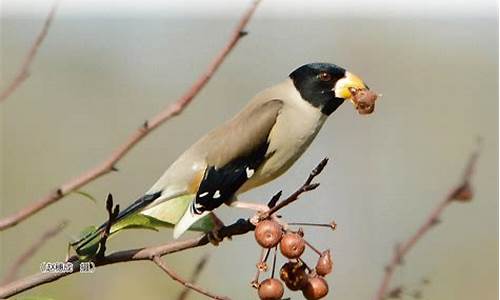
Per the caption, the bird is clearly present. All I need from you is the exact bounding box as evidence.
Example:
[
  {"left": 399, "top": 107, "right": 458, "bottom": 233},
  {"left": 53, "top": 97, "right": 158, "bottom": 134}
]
[{"left": 72, "top": 62, "right": 373, "bottom": 255}]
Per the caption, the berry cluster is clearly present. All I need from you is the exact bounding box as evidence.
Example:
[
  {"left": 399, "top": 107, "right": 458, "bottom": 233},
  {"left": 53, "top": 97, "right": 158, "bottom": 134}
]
[{"left": 252, "top": 219, "right": 334, "bottom": 300}]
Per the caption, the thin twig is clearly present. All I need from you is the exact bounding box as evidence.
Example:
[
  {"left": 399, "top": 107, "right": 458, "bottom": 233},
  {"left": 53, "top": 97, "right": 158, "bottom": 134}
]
[
  {"left": 373, "top": 147, "right": 480, "bottom": 300},
  {"left": 96, "top": 194, "right": 120, "bottom": 260},
  {"left": 177, "top": 254, "right": 210, "bottom": 300},
  {"left": 1, "top": 220, "right": 68, "bottom": 285},
  {"left": 0, "top": 218, "right": 254, "bottom": 298},
  {"left": 251, "top": 248, "right": 268, "bottom": 288},
  {"left": 153, "top": 256, "right": 229, "bottom": 300},
  {"left": 0, "top": 0, "right": 262, "bottom": 231},
  {"left": 298, "top": 257, "right": 312, "bottom": 273},
  {"left": 260, "top": 157, "right": 328, "bottom": 220},
  {"left": 0, "top": 157, "right": 326, "bottom": 298},
  {"left": 267, "top": 191, "right": 282, "bottom": 208},
  {"left": 304, "top": 239, "right": 322, "bottom": 256},
  {"left": 271, "top": 246, "right": 277, "bottom": 278},
  {"left": 288, "top": 221, "right": 337, "bottom": 230},
  {"left": 0, "top": 0, "right": 59, "bottom": 102}
]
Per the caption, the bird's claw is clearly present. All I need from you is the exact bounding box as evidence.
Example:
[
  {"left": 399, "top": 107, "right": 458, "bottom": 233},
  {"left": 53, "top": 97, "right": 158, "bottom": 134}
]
[
  {"left": 250, "top": 214, "right": 261, "bottom": 226},
  {"left": 251, "top": 210, "right": 288, "bottom": 230},
  {"left": 207, "top": 229, "right": 223, "bottom": 246}
]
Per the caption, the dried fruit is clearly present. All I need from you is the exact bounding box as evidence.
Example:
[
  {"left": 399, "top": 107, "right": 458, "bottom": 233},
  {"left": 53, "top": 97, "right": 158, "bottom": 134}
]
[
  {"left": 302, "top": 276, "right": 329, "bottom": 300},
  {"left": 315, "top": 250, "right": 333, "bottom": 276},
  {"left": 350, "top": 88, "right": 378, "bottom": 115},
  {"left": 258, "top": 278, "right": 284, "bottom": 300},
  {"left": 254, "top": 220, "right": 283, "bottom": 248},
  {"left": 452, "top": 182, "right": 473, "bottom": 202},
  {"left": 280, "top": 232, "right": 306, "bottom": 259},
  {"left": 280, "top": 261, "right": 309, "bottom": 291}
]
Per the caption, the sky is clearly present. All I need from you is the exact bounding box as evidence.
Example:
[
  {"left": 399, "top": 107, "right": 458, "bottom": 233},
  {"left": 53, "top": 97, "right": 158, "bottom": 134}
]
[{"left": 2, "top": 0, "right": 498, "bottom": 18}]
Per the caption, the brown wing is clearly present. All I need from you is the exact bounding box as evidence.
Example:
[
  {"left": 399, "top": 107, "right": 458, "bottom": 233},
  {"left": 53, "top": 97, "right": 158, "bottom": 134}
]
[
  {"left": 206, "top": 99, "right": 283, "bottom": 168},
  {"left": 192, "top": 99, "right": 283, "bottom": 213}
]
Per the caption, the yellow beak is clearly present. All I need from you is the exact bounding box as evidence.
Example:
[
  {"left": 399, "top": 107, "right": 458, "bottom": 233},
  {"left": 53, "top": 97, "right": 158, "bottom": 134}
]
[{"left": 333, "top": 72, "right": 368, "bottom": 99}]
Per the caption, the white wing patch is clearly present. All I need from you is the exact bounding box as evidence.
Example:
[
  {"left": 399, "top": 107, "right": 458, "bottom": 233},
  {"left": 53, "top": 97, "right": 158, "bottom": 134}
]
[
  {"left": 194, "top": 202, "right": 204, "bottom": 211},
  {"left": 245, "top": 167, "right": 255, "bottom": 178},
  {"left": 199, "top": 192, "right": 209, "bottom": 198},
  {"left": 213, "top": 190, "right": 221, "bottom": 199}
]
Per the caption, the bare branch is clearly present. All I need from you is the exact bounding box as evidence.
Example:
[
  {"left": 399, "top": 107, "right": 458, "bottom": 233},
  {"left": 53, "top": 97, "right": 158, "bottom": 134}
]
[
  {"left": 0, "top": 218, "right": 253, "bottom": 298},
  {"left": 0, "top": 0, "right": 59, "bottom": 102},
  {"left": 1, "top": 220, "right": 68, "bottom": 285},
  {"left": 153, "top": 256, "right": 229, "bottom": 300},
  {"left": 0, "top": 0, "right": 262, "bottom": 231},
  {"left": 96, "top": 194, "right": 120, "bottom": 260},
  {"left": 0, "top": 157, "right": 326, "bottom": 298},
  {"left": 373, "top": 146, "right": 480, "bottom": 300},
  {"left": 177, "top": 254, "right": 210, "bottom": 300},
  {"left": 259, "top": 157, "right": 328, "bottom": 220}
]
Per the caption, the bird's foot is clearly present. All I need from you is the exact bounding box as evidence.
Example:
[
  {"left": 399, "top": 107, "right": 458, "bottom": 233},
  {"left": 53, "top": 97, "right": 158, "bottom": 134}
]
[
  {"left": 229, "top": 200, "right": 287, "bottom": 228},
  {"left": 230, "top": 201, "right": 270, "bottom": 225},
  {"left": 210, "top": 213, "right": 225, "bottom": 230},
  {"left": 229, "top": 200, "right": 270, "bottom": 212},
  {"left": 207, "top": 228, "right": 223, "bottom": 246},
  {"left": 207, "top": 214, "right": 226, "bottom": 246}
]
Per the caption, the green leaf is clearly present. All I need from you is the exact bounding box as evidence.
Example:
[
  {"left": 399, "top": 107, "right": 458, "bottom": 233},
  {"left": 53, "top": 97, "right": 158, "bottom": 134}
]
[
  {"left": 111, "top": 213, "right": 171, "bottom": 232},
  {"left": 111, "top": 213, "right": 216, "bottom": 234},
  {"left": 70, "top": 194, "right": 218, "bottom": 260},
  {"left": 190, "top": 214, "right": 217, "bottom": 232},
  {"left": 72, "top": 225, "right": 100, "bottom": 261},
  {"left": 75, "top": 225, "right": 98, "bottom": 240},
  {"left": 128, "top": 194, "right": 216, "bottom": 232},
  {"left": 71, "top": 190, "right": 97, "bottom": 204}
]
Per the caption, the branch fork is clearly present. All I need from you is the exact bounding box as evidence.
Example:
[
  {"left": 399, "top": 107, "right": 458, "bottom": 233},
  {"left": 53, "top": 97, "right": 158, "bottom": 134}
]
[
  {"left": 0, "top": 157, "right": 330, "bottom": 299},
  {"left": 96, "top": 194, "right": 120, "bottom": 260},
  {"left": 373, "top": 146, "right": 480, "bottom": 300},
  {"left": 0, "top": 0, "right": 262, "bottom": 231}
]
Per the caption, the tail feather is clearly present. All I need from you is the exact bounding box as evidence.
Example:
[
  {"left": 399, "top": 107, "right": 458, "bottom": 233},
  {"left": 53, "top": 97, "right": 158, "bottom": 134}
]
[
  {"left": 71, "top": 192, "right": 162, "bottom": 252},
  {"left": 173, "top": 203, "right": 210, "bottom": 239}
]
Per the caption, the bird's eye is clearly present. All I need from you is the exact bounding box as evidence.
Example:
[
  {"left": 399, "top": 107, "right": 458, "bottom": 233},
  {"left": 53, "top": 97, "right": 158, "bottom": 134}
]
[{"left": 318, "top": 72, "right": 332, "bottom": 82}]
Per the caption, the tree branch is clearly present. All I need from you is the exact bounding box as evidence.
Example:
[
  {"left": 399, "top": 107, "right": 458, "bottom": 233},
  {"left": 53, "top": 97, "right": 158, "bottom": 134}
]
[
  {"left": 96, "top": 194, "right": 120, "bottom": 260},
  {"left": 260, "top": 157, "right": 328, "bottom": 220},
  {"left": 1, "top": 220, "right": 67, "bottom": 285},
  {"left": 0, "top": 157, "right": 327, "bottom": 298},
  {"left": 177, "top": 254, "right": 210, "bottom": 300},
  {"left": 0, "top": 219, "right": 252, "bottom": 298},
  {"left": 373, "top": 145, "right": 480, "bottom": 300},
  {"left": 153, "top": 256, "right": 229, "bottom": 300},
  {"left": 0, "top": 0, "right": 262, "bottom": 231},
  {"left": 0, "top": 0, "right": 59, "bottom": 103}
]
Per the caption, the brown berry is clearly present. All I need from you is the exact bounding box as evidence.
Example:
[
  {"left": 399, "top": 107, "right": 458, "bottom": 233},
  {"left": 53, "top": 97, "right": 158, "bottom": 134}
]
[
  {"left": 280, "top": 232, "right": 305, "bottom": 259},
  {"left": 280, "top": 261, "right": 309, "bottom": 291},
  {"left": 302, "top": 276, "right": 329, "bottom": 300},
  {"left": 315, "top": 250, "right": 333, "bottom": 276},
  {"left": 255, "top": 220, "right": 283, "bottom": 248},
  {"left": 258, "top": 278, "right": 284, "bottom": 300},
  {"left": 351, "top": 88, "right": 377, "bottom": 115}
]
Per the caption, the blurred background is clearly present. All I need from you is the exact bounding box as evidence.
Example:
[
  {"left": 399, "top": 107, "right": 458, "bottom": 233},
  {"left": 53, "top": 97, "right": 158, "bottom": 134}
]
[{"left": 1, "top": 0, "right": 498, "bottom": 299}]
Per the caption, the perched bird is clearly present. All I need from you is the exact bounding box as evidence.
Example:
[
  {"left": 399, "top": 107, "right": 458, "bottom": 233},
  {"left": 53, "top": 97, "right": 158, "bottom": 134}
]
[{"left": 72, "top": 63, "right": 373, "bottom": 254}]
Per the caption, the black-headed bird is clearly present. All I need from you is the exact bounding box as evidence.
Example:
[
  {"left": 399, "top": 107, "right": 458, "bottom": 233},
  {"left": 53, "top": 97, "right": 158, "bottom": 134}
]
[{"left": 72, "top": 63, "right": 374, "bottom": 254}]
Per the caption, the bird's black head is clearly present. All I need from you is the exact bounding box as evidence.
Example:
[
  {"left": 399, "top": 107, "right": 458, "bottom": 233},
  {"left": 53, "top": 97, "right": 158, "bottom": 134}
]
[{"left": 289, "top": 63, "right": 369, "bottom": 116}]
